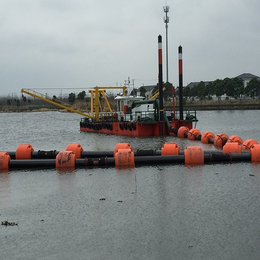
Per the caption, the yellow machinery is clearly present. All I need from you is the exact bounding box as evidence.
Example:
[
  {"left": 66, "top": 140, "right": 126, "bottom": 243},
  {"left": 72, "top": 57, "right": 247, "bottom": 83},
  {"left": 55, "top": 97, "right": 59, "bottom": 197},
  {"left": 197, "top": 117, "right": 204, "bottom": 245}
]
[
  {"left": 21, "top": 86, "right": 127, "bottom": 121},
  {"left": 150, "top": 87, "right": 166, "bottom": 100},
  {"left": 89, "top": 86, "right": 127, "bottom": 121}
]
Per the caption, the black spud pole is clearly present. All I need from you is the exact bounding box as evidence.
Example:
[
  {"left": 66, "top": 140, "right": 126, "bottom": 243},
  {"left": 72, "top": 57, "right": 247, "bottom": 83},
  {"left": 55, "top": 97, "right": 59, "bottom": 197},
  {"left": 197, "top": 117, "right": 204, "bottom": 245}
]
[
  {"left": 178, "top": 46, "right": 183, "bottom": 120},
  {"left": 158, "top": 35, "right": 164, "bottom": 121}
]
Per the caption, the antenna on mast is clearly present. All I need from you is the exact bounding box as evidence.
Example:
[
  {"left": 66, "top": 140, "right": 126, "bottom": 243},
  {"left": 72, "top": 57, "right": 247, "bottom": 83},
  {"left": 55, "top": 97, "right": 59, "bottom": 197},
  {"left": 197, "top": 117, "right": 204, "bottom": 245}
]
[{"left": 163, "top": 4, "right": 170, "bottom": 83}]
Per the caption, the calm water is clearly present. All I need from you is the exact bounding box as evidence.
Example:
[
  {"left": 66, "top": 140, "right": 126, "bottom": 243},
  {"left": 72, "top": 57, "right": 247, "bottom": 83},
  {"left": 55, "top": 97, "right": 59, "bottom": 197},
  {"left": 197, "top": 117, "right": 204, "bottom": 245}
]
[{"left": 0, "top": 110, "right": 260, "bottom": 260}]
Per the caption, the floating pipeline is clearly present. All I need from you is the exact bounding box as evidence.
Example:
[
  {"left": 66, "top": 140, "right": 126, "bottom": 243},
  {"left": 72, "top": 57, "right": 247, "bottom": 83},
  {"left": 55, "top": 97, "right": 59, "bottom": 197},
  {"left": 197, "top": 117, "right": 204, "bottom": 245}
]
[
  {"left": 171, "top": 127, "right": 259, "bottom": 150},
  {"left": 3, "top": 142, "right": 258, "bottom": 160},
  {"left": 1, "top": 142, "right": 260, "bottom": 170},
  {"left": 3, "top": 131, "right": 260, "bottom": 160}
]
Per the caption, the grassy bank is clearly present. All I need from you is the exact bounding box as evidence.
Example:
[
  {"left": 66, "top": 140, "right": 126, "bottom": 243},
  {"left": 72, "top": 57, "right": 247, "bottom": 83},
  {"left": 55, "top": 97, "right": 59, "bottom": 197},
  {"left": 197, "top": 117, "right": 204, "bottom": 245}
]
[
  {"left": 165, "top": 99, "right": 260, "bottom": 111},
  {"left": 1, "top": 98, "right": 260, "bottom": 113}
]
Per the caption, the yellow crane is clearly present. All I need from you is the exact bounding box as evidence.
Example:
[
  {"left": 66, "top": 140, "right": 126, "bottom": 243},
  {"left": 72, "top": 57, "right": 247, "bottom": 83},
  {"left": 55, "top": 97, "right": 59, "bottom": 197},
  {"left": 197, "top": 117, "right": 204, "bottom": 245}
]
[
  {"left": 89, "top": 86, "right": 127, "bottom": 121},
  {"left": 150, "top": 87, "right": 166, "bottom": 100},
  {"left": 21, "top": 88, "right": 93, "bottom": 119},
  {"left": 21, "top": 86, "right": 127, "bottom": 121}
]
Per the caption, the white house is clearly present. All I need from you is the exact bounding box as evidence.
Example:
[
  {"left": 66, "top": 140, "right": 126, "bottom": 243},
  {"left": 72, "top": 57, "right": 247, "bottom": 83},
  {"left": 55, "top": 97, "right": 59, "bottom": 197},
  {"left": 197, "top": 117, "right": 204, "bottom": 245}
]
[{"left": 236, "top": 73, "right": 260, "bottom": 88}]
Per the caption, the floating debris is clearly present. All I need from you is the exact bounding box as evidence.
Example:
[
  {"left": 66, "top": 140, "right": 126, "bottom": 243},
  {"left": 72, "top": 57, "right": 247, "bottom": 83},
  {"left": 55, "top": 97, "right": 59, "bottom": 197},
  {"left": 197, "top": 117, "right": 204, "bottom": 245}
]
[
  {"left": 117, "top": 200, "right": 123, "bottom": 203},
  {"left": 1, "top": 220, "right": 18, "bottom": 226},
  {"left": 249, "top": 174, "right": 255, "bottom": 177},
  {"left": 99, "top": 197, "right": 106, "bottom": 201}
]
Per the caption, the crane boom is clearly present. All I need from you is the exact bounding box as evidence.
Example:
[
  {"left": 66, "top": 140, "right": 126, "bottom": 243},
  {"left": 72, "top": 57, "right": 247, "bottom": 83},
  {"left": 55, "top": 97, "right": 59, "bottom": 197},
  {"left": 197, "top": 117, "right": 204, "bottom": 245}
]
[
  {"left": 150, "top": 87, "right": 166, "bottom": 100},
  {"left": 21, "top": 88, "right": 93, "bottom": 119}
]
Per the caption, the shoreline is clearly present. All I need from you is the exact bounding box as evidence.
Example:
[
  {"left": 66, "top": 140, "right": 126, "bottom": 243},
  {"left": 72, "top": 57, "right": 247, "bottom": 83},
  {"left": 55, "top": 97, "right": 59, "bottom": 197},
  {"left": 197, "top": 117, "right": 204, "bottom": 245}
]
[{"left": 1, "top": 99, "right": 260, "bottom": 113}]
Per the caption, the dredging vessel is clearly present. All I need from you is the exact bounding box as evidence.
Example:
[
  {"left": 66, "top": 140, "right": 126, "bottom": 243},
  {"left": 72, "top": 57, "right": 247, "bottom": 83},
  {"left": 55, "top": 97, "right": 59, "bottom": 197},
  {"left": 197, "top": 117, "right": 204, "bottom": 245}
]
[
  {"left": 79, "top": 36, "right": 197, "bottom": 136},
  {"left": 21, "top": 35, "right": 197, "bottom": 137},
  {"left": 78, "top": 87, "right": 197, "bottom": 137}
]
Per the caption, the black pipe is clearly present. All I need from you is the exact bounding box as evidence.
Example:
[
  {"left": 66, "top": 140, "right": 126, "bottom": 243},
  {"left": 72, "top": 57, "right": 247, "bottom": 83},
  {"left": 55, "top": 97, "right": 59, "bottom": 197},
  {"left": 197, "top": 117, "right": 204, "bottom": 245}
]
[
  {"left": 208, "top": 138, "right": 215, "bottom": 144},
  {"left": 196, "top": 135, "right": 202, "bottom": 141},
  {"left": 5, "top": 149, "right": 250, "bottom": 160},
  {"left": 9, "top": 159, "right": 56, "bottom": 169},
  {"left": 135, "top": 149, "right": 159, "bottom": 156},
  {"left": 6, "top": 152, "right": 15, "bottom": 159},
  {"left": 7, "top": 150, "right": 58, "bottom": 160},
  {"left": 6, "top": 152, "right": 253, "bottom": 170},
  {"left": 178, "top": 150, "right": 250, "bottom": 155},
  {"left": 135, "top": 155, "right": 185, "bottom": 165},
  {"left": 81, "top": 151, "right": 114, "bottom": 158},
  {"left": 204, "top": 153, "right": 251, "bottom": 163},
  {"left": 82, "top": 157, "right": 115, "bottom": 167},
  {"left": 170, "top": 127, "right": 178, "bottom": 135},
  {"left": 34, "top": 150, "right": 58, "bottom": 159}
]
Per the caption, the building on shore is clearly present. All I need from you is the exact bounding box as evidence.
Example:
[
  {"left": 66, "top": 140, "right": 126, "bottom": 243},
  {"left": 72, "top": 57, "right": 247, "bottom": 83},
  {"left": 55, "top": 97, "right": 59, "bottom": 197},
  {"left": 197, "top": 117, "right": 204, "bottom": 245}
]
[
  {"left": 186, "top": 73, "right": 259, "bottom": 89},
  {"left": 236, "top": 73, "right": 260, "bottom": 88}
]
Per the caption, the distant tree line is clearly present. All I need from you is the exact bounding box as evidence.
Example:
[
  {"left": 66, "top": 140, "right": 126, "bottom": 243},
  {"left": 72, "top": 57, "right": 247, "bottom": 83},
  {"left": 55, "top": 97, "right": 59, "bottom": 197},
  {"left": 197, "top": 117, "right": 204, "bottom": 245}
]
[
  {"left": 183, "top": 77, "right": 260, "bottom": 101},
  {"left": 3, "top": 95, "right": 31, "bottom": 107},
  {"left": 132, "top": 78, "right": 260, "bottom": 102},
  {"left": 2, "top": 77, "right": 260, "bottom": 109},
  {"left": 1, "top": 90, "right": 113, "bottom": 108}
]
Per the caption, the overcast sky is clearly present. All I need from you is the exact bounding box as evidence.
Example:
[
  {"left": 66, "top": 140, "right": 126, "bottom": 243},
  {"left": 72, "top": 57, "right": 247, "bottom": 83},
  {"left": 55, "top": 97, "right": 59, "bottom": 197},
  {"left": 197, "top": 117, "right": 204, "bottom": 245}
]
[{"left": 1, "top": 0, "right": 260, "bottom": 97}]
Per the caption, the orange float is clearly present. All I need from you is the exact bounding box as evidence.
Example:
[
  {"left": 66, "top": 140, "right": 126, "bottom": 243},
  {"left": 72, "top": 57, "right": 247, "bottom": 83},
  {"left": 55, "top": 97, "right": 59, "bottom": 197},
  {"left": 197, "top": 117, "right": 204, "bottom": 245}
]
[
  {"left": 66, "top": 143, "right": 83, "bottom": 159},
  {"left": 114, "top": 148, "right": 135, "bottom": 167},
  {"left": 214, "top": 133, "right": 229, "bottom": 148},
  {"left": 184, "top": 146, "right": 204, "bottom": 164},
  {"left": 223, "top": 142, "right": 242, "bottom": 153},
  {"left": 56, "top": 151, "right": 76, "bottom": 168},
  {"left": 201, "top": 131, "right": 215, "bottom": 144},
  {"left": 161, "top": 143, "right": 180, "bottom": 155},
  {"left": 187, "top": 128, "right": 201, "bottom": 140},
  {"left": 15, "top": 144, "right": 34, "bottom": 159},
  {"left": 0, "top": 152, "right": 11, "bottom": 170},
  {"left": 227, "top": 135, "right": 243, "bottom": 145},
  {"left": 250, "top": 144, "right": 260, "bottom": 162},
  {"left": 177, "top": 126, "right": 189, "bottom": 138},
  {"left": 113, "top": 143, "right": 132, "bottom": 157},
  {"left": 242, "top": 139, "right": 259, "bottom": 150}
]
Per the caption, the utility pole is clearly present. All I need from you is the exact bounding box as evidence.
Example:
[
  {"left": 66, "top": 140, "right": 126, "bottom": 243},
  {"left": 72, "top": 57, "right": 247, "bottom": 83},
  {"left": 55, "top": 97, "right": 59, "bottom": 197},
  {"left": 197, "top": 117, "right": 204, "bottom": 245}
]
[{"left": 163, "top": 5, "right": 170, "bottom": 83}]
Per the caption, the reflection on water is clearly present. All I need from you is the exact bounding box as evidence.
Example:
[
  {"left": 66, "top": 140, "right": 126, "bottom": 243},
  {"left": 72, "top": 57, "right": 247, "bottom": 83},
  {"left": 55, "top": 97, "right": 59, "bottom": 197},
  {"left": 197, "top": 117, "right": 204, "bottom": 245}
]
[
  {"left": 0, "top": 172, "right": 10, "bottom": 199},
  {"left": 0, "top": 111, "right": 260, "bottom": 260}
]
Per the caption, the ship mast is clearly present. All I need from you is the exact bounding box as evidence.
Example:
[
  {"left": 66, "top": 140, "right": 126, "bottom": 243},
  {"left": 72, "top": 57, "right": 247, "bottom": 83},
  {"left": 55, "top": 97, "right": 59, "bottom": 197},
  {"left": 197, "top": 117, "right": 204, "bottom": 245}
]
[{"left": 163, "top": 4, "right": 170, "bottom": 83}]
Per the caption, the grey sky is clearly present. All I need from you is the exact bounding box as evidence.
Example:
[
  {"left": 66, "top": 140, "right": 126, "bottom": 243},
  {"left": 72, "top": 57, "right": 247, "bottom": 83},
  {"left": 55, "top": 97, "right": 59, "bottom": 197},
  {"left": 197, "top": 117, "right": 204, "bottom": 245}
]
[{"left": 0, "top": 0, "right": 260, "bottom": 97}]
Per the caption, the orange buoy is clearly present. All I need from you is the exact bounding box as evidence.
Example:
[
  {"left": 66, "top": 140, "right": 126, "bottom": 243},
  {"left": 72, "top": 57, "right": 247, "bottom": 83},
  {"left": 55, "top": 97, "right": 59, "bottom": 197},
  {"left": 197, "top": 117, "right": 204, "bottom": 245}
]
[
  {"left": 113, "top": 143, "right": 132, "bottom": 157},
  {"left": 242, "top": 139, "right": 259, "bottom": 150},
  {"left": 223, "top": 142, "right": 242, "bottom": 153},
  {"left": 177, "top": 126, "right": 189, "bottom": 138},
  {"left": 56, "top": 151, "right": 76, "bottom": 168},
  {"left": 250, "top": 144, "right": 260, "bottom": 162},
  {"left": 227, "top": 135, "right": 243, "bottom": 145},
  {"left": 161, "top": 143, "right": 180, "bottom": 155},
  {"left": 15, "top": 144, "right": 34, "bottom": 159},
  {"left": 0, "top": 152, "right": 11, "bottom": 170},
  {"left": 66, "top": 143, "right": 83, "bottom": 159},
  {"left": 114, "top": 148, "right": 135, "bottom": 167},
  {"left": 184, "top": 146, "right": 204, "bottom": 164},
  {"left": 201, "top": 131, "right": 215, "bottom": 144},
  {"left": 187, "top": 128, "right": 201, "bottom": 140},
  {"left": 214, "top": 133, "right": 229, "bottom": 148}
]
